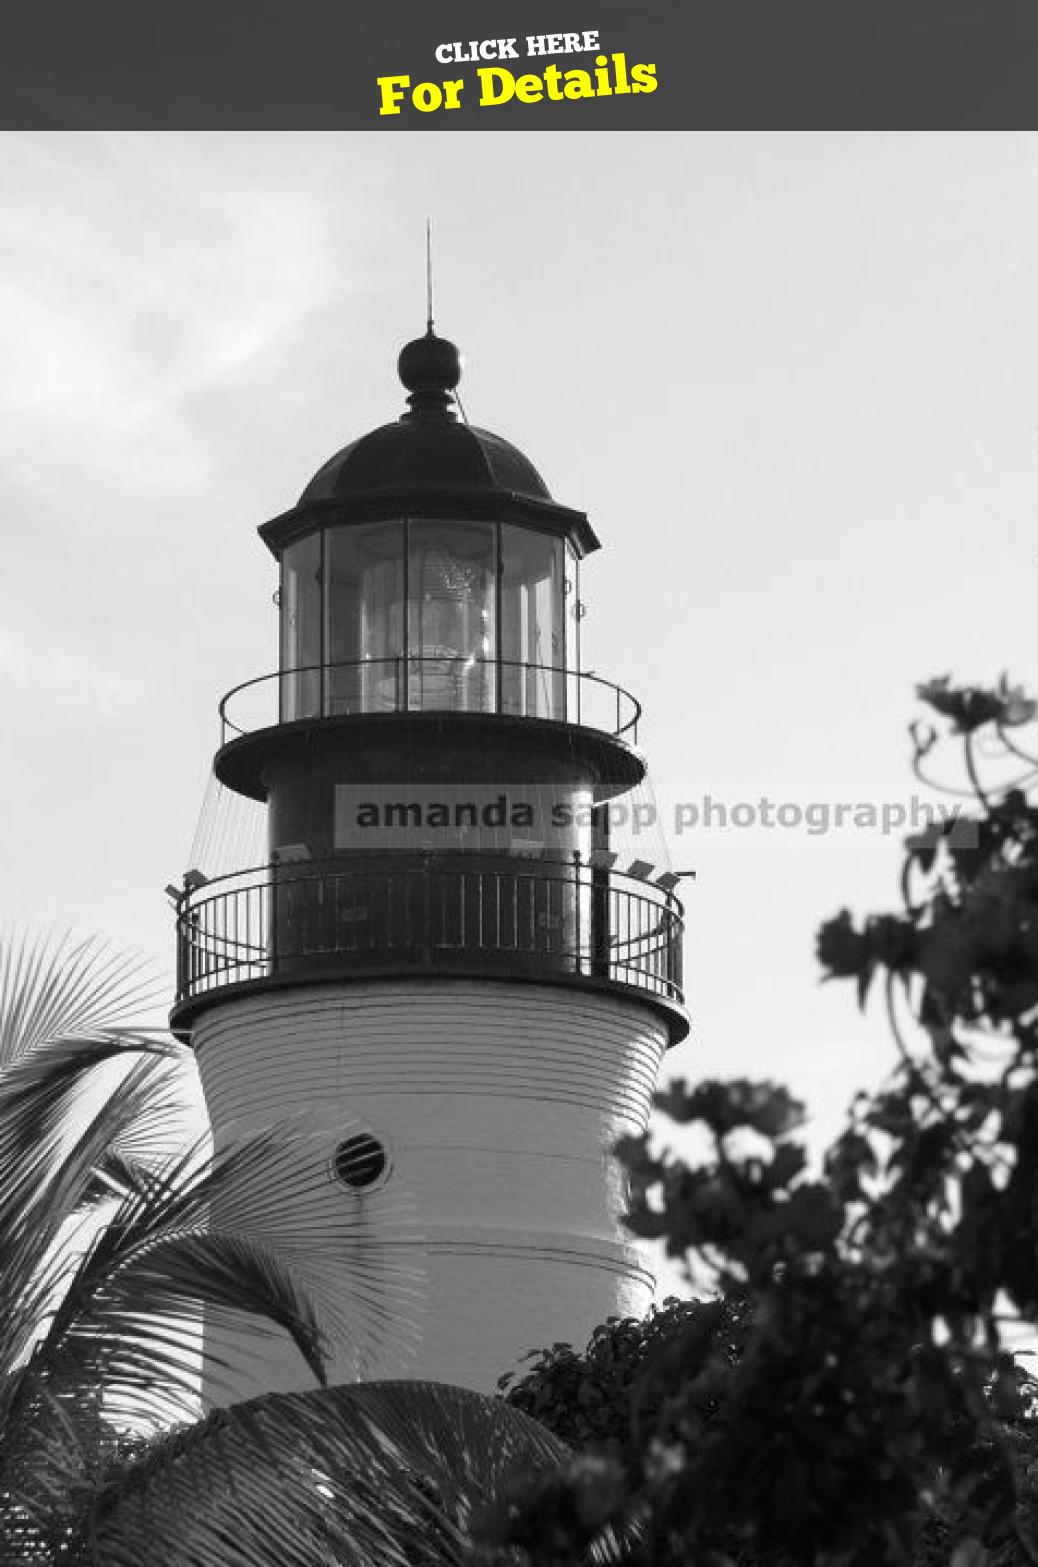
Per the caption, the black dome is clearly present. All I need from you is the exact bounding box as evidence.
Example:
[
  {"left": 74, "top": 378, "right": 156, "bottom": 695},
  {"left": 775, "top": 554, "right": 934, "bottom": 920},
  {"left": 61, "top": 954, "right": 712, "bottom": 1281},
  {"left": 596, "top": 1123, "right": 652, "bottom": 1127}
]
[
  {"left": 300, "top": 421, "right": 552, "bottom": 504},
  {"left": 299, "top": 329, "right": 552, "bottom": 505}
]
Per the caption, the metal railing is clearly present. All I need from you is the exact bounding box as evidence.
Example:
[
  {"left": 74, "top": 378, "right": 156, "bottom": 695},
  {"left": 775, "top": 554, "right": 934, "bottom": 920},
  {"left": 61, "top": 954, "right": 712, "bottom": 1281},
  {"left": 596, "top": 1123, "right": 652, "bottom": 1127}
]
[
  {"left": 174, "top": 855, "right": 683, "bottom": 1010},
  {"left": 218, "top": 659, "right": 641, "bottom": 745}
]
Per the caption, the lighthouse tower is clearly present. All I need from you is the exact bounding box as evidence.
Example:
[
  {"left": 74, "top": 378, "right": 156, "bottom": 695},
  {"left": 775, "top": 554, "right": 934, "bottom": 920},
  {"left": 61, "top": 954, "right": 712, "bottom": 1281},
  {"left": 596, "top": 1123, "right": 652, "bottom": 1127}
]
[{"left": 170, "top": 328, "right": 687, "bottom": 1400}]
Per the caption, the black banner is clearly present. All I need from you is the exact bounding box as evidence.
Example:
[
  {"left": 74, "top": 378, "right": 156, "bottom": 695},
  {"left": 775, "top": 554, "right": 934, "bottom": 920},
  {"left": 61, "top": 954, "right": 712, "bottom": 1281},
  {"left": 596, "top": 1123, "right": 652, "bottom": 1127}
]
[{"left": 3, "top": 0, "right": 1038, "bottom": 129}]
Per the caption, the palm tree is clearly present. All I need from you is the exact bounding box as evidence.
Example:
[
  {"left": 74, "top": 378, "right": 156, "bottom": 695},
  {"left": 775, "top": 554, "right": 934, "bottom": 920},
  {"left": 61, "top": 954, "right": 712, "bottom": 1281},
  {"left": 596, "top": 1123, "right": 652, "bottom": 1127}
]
[{"left": 0, "top": 929, "right": 581, "bottom": 1566}]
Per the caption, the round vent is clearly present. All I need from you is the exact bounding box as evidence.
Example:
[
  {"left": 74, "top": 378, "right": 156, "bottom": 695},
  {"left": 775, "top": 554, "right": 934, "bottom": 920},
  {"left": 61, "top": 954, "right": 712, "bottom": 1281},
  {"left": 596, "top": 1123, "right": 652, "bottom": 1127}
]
[{"left": 332, "top": 1132, "right": 389, "bottom": 1190}]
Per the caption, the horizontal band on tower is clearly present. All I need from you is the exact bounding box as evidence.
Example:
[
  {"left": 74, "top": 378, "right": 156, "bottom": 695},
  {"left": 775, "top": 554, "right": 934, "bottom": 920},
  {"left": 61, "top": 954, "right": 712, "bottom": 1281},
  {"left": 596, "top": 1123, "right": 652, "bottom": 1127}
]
[{"left": 416, "top": 1224, "right": 656, "bottom": 1288}]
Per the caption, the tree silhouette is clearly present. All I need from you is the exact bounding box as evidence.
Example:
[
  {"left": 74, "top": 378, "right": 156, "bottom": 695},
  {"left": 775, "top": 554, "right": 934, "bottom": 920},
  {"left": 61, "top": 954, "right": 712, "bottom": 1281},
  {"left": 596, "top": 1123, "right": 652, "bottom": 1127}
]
[{"left": 494, "top": 676, "right": 1038, "bottom": 1567}]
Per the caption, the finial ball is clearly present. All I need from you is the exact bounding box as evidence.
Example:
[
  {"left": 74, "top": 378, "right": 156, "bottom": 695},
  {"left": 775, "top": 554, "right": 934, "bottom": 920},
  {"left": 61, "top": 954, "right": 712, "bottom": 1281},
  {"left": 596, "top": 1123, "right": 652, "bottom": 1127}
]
[{"left": 398, "top": 332, "right": 462, "bottom": 394}]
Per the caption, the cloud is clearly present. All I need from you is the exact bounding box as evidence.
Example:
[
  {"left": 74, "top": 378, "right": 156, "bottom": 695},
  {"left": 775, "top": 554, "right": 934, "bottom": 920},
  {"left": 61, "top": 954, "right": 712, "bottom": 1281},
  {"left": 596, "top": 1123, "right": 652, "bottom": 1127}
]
[
  {"left": 0, "top": 617, "right": 150, "bottom": 729},
  {"left": 0, "top": 133, "right": 364, "bottom": 498}
]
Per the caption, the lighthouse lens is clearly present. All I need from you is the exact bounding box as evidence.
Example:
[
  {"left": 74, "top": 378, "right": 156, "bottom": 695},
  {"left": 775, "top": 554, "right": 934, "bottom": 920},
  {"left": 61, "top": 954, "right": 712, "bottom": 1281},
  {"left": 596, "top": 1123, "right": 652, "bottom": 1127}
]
[
  {"left": 333, "top": 1133, "right": 388, "bottom": 1189},
  {"left": 407, "top": 520, "right": 496, "bottom": 712}
]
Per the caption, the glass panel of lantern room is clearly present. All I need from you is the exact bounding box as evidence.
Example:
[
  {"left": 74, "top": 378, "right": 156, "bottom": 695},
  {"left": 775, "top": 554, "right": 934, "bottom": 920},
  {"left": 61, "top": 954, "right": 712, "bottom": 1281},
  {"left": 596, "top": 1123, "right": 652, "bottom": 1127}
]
[
  {"left": 406, "top": 521, "right": 496, "bottom": 712},
  {"left": 566, "top": 541, "right": 580, "bottom": 722},
  {"left": 500, "top": 527, "right": 565, "bottom": 720},
  {"left": 325, "top": 523, "right": 405, "bottom": 715},
  {"left": 280, "top": 534, "right": 322, "bottom": 721}
]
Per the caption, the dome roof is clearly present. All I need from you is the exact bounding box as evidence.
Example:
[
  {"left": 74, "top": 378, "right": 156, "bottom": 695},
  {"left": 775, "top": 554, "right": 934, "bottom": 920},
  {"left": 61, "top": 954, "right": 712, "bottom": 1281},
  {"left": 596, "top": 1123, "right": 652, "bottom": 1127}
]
[
  {"left": 300, "top": 420, "right": 552, "bottom": 504},
  {"left": 298, "top": 330, "right": 552, "bottom": 505}
]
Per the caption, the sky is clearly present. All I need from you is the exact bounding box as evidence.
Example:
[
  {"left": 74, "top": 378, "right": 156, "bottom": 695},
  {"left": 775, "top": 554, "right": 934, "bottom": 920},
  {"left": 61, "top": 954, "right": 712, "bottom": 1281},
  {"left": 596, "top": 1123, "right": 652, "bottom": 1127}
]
[{"left": 2, "top": 130, "right": 1037, "bottom": 1296}]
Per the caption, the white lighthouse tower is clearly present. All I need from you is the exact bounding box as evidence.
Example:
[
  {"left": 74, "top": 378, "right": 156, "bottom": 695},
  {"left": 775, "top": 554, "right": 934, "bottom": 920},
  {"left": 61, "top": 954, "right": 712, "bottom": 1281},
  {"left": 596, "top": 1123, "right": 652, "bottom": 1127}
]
[{"left": 170, "top": 327, "right": 687, "bottom": 1401}]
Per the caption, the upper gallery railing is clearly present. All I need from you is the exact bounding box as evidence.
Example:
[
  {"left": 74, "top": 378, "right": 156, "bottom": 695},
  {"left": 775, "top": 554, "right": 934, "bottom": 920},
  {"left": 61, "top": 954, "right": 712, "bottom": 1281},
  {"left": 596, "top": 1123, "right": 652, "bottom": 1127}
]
[{"left": 219, "top": 659, "right": 641, "bottom": 745}]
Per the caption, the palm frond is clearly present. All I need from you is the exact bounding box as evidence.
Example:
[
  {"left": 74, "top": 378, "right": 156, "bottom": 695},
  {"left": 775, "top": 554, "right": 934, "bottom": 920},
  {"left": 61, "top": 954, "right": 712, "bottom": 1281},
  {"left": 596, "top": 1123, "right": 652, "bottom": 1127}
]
[
  {"left": 1, "top": 929, "right": 570, "bottom": 1567},
  {"left": 0, "top": 1041, "right": 176, "bottom": 1379},
  {"left": 4, "top": 1112, "right": 428, "bottom": 1525},
  {"left": 73, "top": 1114, "right": 427, "bottom": 1392},
  {"left": 196, "top": 1115, "right": 427, "bottom": 1384},
  {"left": 0, "top": 926, "right": 162, "bottom": 1068},
  {"left": 0, "top": 928, "right": 416, "bottom": 1560},
  {"left": 85, "top": 1380, "right": 575, "bottom": 1567},
  {"left": 0, "top": 1031, "right": 173, "bottom": 1183}
]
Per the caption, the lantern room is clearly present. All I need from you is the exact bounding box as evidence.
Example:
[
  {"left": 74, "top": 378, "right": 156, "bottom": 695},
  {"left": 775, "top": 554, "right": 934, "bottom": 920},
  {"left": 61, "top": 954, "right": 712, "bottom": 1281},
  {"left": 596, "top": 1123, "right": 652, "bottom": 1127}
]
[
  {"left": 278, "top": 516, "right": 572, "bottom": 723},
  {"left": 267, "top": 329, "right": 595, "bottom": 728}
]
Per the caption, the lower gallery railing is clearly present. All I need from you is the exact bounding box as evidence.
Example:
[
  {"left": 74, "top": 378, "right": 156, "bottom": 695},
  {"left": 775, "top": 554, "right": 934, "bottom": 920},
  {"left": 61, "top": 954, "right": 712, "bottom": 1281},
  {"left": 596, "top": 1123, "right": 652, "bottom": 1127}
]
[{"left": 175, "top": 857, "right": 684, "bottom": 1008}]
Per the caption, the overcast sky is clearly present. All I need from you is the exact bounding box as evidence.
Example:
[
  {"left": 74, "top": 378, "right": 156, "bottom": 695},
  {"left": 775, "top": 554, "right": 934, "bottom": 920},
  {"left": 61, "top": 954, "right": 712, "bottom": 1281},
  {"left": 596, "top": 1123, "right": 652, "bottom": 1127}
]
[{"left": 2, "top": 131, "right": 1036, "bottom": 1294}]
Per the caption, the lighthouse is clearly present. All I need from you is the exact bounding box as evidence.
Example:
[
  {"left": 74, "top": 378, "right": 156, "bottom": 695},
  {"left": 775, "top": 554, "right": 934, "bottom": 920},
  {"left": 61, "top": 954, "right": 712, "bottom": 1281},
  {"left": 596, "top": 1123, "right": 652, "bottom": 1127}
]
[{"left": 170, "top": 327, "right": 687, "bottom": 1400}]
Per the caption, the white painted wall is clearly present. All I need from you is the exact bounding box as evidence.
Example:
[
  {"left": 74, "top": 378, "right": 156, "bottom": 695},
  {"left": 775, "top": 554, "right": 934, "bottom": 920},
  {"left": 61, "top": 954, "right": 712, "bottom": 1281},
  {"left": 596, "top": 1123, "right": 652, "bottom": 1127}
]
[{"left": 192, "top": 978, "right": 668, "bottom": 1400}]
